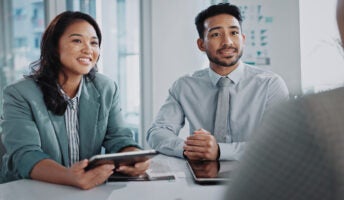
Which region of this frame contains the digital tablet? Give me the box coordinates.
[85,149,158,171]
[107,172,175,182]
[186,160,237,184]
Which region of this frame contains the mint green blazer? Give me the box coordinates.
[0,73,139,183]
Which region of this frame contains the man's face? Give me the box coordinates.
[197,14,246,69]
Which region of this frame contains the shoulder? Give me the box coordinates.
[304,87,344,102]
[4,77,41,97]
[266,87,344,129]
[92,73,116,86]
[298,87,344,115]
[88,73,118,93]
[243,64,285,83]
[173,68,209,86]
[5,77,37,90]
[190,68,208,78]
[169,68,211,94]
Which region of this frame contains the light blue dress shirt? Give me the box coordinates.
[147,62,289,160]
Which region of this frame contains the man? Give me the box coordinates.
[224,0,344,199]
[146,3,289,160]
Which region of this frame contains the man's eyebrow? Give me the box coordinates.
[208,25,240,32]
[208,26,222,32]
[229,25,240,30]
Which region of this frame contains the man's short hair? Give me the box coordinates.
[195,3,243,39]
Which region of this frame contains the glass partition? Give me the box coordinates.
[66,0,141,142]
[0,0,45,133]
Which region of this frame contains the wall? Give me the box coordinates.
[299,0,344,93]
[150,0,210,116]
[231,0,302,97]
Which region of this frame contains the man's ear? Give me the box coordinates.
[197,38,206,52]
[242,33,246,43]
[242,33,246,48]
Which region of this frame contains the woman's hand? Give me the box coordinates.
[115,147,151,176]
[30,158,114,190]
[67,159,115,190]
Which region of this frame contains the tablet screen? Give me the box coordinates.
[85,149,158,170]
[186,160,237,184]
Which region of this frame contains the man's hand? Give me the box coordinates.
[183,129,219,160]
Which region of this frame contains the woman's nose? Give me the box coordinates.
[82,43,92,54]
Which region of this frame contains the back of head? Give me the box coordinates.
[337,0,344,44]
[195,3,242,39]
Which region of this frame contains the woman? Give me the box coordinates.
[0,11,149,190]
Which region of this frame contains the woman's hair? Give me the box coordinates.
[28,11,102,115]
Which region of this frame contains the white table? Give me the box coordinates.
[0,155,228,200]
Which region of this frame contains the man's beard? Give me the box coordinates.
[206,49,243,67]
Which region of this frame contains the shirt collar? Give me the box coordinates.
[208,62,245,87]
[59,77,84,102]
[74,77,83,100]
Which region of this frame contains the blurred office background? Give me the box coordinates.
[0,0,343,147]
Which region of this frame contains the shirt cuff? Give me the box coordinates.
[217,142,246,160]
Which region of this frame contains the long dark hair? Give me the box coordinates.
[28,11,102,115]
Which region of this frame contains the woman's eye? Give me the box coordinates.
[91,41,99,46]
[72,39,82,43]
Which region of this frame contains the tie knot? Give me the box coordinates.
[218,77,231,87]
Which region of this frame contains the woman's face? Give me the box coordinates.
[58,19,100,80]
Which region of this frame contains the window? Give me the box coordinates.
[0,0,45,132]
[67,0,141,143]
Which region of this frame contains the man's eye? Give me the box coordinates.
[210,33,220,37]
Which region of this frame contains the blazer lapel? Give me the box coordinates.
[78,80,100,159]
[48,111,69,165]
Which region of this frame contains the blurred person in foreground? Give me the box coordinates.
[224,0,344,199]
